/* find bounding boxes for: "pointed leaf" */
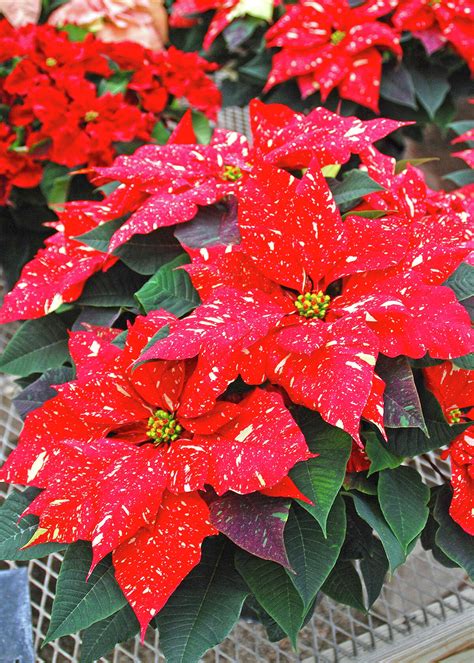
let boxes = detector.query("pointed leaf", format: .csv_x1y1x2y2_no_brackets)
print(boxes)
452,353,474,370
78,262,146,307
80,605,139,663
360,539,389,608
445,263,474,302
79,220,182,276
411,67,450,119
45,541,127,643
0,314,69,376
235,550,305,647
290,411,352,534
155,538,248,663
332,170,385,207
380,63,417,109
0,489,65,561
209,493,291,568
40,163,71,205
322,561,365,612
434,486,474,580
378,466,429,551
351,494,406,572
135,255,200,316
284,498,346,610
365,432,404,476
377,356,427,433
13,367,74,420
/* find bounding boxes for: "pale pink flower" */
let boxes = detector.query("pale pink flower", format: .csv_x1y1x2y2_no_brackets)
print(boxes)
49,0,167,50
0,0,41,26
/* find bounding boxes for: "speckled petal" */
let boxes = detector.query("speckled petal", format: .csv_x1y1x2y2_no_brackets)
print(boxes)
113,491,217,639
204,388,314,494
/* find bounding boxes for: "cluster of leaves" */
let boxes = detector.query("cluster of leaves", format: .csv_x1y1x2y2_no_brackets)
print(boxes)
168,0,474,133
0,95,472,662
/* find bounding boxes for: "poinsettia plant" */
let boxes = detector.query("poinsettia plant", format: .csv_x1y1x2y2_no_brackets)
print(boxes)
0,17,220,292
0,96,472,662
168,0,474,134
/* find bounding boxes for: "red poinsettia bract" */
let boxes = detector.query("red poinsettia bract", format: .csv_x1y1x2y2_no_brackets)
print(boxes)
424,361,474,535
92,99,408,251
0,312,312,636
142,160,473,441
0,193,133,323
264,0,401,112
92,119,250,250
392,0,474,68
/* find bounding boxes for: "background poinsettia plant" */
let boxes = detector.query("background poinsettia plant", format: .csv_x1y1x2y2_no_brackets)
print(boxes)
0,16,220,295
0,89,473,663
167,0,474,134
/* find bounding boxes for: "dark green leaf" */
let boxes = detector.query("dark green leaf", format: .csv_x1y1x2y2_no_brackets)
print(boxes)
72,306,120,331
0,315,69,376
155,538,248,663
78,220,182,275
351,494,406,572
449,120,474,136
452,353,474,370
80,605,139,663
77,216,124,253
444,263,474,302
98,70,132,96
285,498,346,611
322,561,365,612
360,539,388,608
444,169,474,187
40,162,71,205
135,255,200,316
434,486,474,580
377,356,427,433
421,512,458,569
209,493,291,568
235,550,305,647
365,432,404,476
239,51,272,82
343,473,378,495
151,121,171,145
342,210,393,220
378,466,429,550
332,170,385,207
78,263,146,308
13,366,74,419
380,64,417,109
290,411,352,534
340,499,374,561
45,541,127,643
192,111,212,145
0,489,65,561
411,67,450,118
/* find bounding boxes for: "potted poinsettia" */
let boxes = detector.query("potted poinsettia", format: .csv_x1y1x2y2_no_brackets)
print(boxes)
0,100,472,662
